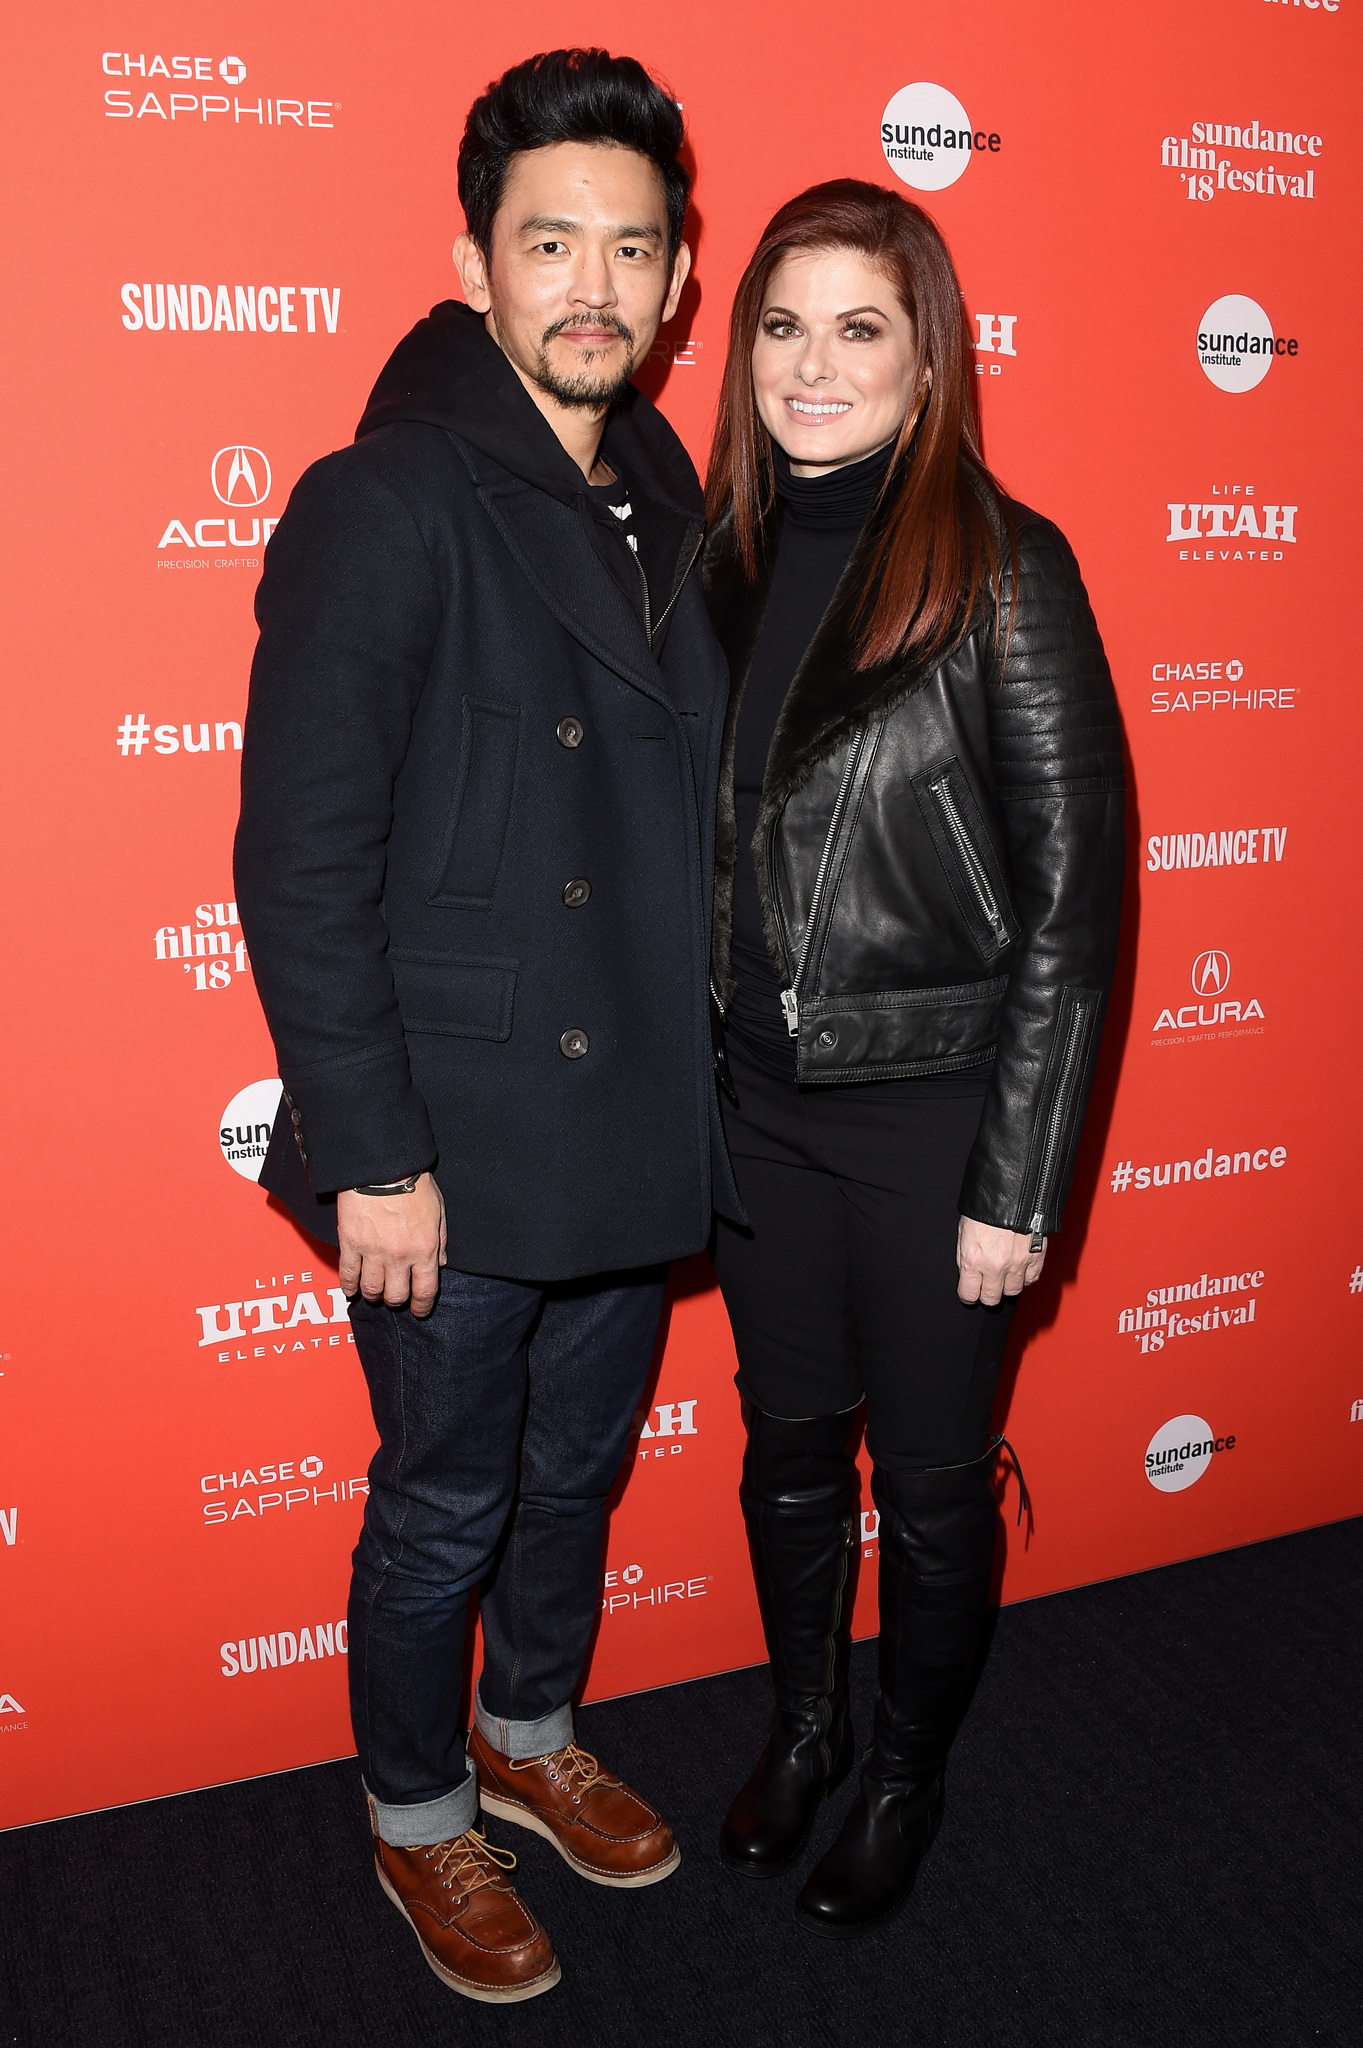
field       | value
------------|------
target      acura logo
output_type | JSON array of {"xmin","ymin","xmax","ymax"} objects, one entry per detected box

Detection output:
[
  {"xmin": 1191, "ymin": 950, "xmax": 1231, "ymax": 996},
  {"xmin": 211, "ymin": 446, "xmax": 271, "ymax": 508}
]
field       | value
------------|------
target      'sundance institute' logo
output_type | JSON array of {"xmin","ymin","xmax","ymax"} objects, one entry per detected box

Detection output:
[
  {"xmin": 220, "ymin": 1080, "xmax": 282, "ymax": 1179},
  {"xmin": 1197, "ymin": 295, "xmax": 1298, "ymax": 392},
  {"xmin": 881, "ymin": 82, "xmax": 1000, "ymax": 190},
  {"xmin": 1145, "ymin": 1415, "xmax": 1236, "ymax": 1492}
]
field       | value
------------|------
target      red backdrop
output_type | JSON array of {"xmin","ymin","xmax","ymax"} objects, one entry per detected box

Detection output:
[{"xmin": 3, "ymin": 0, "xmax": 1360, "ymax": 1830}]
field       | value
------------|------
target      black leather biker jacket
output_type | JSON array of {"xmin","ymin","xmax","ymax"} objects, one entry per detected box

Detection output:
[{"xmin": 705, "ymin": 486, "xmax": 1125, "ymax": 1236}]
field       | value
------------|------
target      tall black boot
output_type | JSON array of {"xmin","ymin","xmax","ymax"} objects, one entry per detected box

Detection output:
[
  {"xmin": 720, "ymin": 1404, "xmax": 860, "ymax": 1878},
  {"xmin": 794, "ymin": 1442, "xmax": 1001, "ymax": 1936}
]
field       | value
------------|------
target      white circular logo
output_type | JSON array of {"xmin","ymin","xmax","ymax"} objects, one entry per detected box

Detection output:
[
  {"xmin": 881, "ymin": 82, "xmax": 976, "ymax": 191},
  {"xmin": 621, "ymin": 1564, "xmax": 644, "ymax": 1586},
  {"xmin": 212, "ymin": 446, "xmax": 271, "ymax": 507},
  {"xmin": 1197, "ymin": 294, "xmax": 1275, "ymax": 393},
  {"xmin": 1145, "ymin": 1414, "xmax": 1215, "ymax": 1492},
  {"xmin": 219, "ymin": 1079, "xmax": 282, "ymax": 1181},
  {"xmin": 219, "ymin": 56, "xmax": 247, "ymax": 86},
  {"xmin": 1191, "ymin": 950, "xmax": 1231, "ymax": 996},
  {"xmin": 1226, "ymin": 659, "xmax": 1244, "ymax": 681},
  {"xmin": 299, "ymin": 1456, "xmax": 324, "ymax": 1479}
]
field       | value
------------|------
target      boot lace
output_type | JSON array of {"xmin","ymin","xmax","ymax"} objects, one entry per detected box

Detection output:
[
  {"xmin": 993, "ymin": 1433, "xmax": 1032, "ymax": 1530},
  {"xmin": 424, "ymin": 1824, "xmax": 517, "ymax": 1896},
  {"xmin": 509, "ymin": 1741, "xmax": 611, "ymax": 1807}
]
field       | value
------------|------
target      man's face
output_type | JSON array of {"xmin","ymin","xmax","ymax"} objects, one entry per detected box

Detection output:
[{"xmin": 455, "ymin": 141, "xmax": 690, "ymax": 411}]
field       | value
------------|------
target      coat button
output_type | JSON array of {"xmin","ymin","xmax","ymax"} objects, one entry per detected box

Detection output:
[
  {"xmin": 562, "ymin": 877, "xmax": 591, "ymax": 908},
  {"xmin": 556, "ymin": 716, "xmax": 584, "ymax": 749},
  {"xmin": 559, "ymin": 1028, "xmax": 590, "ymax": 1059},
  {"xmin": 817, "ymin": 1027, "xmax": 838, "ymax": 1049}
]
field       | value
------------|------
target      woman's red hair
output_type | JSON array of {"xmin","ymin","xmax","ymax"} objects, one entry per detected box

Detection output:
[{"xmin": 706, "ymin": 179, "xmax": 1008, "ymax": 671}]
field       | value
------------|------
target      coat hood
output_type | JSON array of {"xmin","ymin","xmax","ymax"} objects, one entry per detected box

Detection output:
[{"xmin": 355, "ymin": 299, "xmax": 702, "ymax": 519}]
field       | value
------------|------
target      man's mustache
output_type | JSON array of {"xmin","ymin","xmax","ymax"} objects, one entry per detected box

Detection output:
[{"xmin": 542, "ymin": 313, "xmax": 635, "ymax": 349}]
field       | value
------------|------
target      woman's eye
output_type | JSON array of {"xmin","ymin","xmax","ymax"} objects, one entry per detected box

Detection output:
[
  {"xmin": 763, "ymin": 319, "xmax": 800, "ymax": 339},
  {"xmin": 844, "ymin": 321, "xmax": 879, "ymax": 341}
]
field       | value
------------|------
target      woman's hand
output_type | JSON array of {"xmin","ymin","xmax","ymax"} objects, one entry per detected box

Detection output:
[{"xmin": 956, "ymin": 1217, "xmax": 1046, "ymax": 1306}]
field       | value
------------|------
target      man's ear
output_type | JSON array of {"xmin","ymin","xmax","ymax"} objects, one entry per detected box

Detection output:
[
  {"xmin": 660, "ymin": 240, "xmax": 692, "ymax": 325},
  {"xmin": 453, "ymin": 231, "xmax": 492, "ymax": 313}
]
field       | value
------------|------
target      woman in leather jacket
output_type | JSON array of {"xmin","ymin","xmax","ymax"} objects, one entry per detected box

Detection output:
[{"xmin": 704, "ymin": 182, "xmax": 1124, "ymax": 1937}]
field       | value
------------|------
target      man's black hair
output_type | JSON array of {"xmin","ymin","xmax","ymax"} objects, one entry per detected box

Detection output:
[{"xmin": 458, "ymin": 49, "xmax": 689, "ymax": 264}]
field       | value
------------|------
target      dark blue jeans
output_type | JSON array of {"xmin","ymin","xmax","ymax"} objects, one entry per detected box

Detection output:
[{"xmin": 347, "ymin": 1264, "xmax": 664, "ymax": 1848}]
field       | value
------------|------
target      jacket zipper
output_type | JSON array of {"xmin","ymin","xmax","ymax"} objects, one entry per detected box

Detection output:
[
  {"xmin": 929, "ymin": 773, "xmax": 1009, "ymax": 947},
  {"xmin": 652, "ymin": 529, "xmax": 704, "ymax": 642},
  {"xmin": 1028, "ymin": 995, "xmax": 1089, "ymax": 1234},
  {"xmin": 778, "ymin": 731, "xmax": 864, "ymax": 1036},
  {"xmin": 632, "ymin": 526, "xmax": 704, "ymax": 649},
  {"xmin": 628, "ymin": 546, "xmax": 653, "ymax": 643}
]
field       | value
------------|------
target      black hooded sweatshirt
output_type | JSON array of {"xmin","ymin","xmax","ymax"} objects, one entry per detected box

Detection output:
[{"xmin": 234, "ymin": 301, "xmax": 740, "ymax": 1279}]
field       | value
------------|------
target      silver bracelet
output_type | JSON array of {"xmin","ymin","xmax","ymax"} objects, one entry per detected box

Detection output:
[{"xmin": 350, "ymin": 1173, "xmax": 422, "ymax": 1196}]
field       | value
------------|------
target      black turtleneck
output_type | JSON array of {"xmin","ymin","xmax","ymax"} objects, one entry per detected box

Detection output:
[
  {"xmin": 726, "ymin": 441, "xmax": 990, "ymax": 1094},
  {"xmin": 727, "ymin": 442, "xmax": 893, "ymax": 1074}
]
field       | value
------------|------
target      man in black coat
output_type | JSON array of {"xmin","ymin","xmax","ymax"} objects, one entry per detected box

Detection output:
[{"xmin": 234, "ymin": 52, "xmax": 735, "ymax": 2003}]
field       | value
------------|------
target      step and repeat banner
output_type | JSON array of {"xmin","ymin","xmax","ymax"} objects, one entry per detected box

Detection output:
[{"xmin": 3, "ymin": 0, "xmax": 1360, "ymax": 1829}]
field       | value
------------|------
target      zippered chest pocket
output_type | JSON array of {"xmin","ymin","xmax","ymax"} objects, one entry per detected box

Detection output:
[{"xmin": 913, "ymin": 757, "xmax": 1020, "ymax": 961}]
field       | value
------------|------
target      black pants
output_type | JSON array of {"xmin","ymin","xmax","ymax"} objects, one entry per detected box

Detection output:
[{"xmin": 713, "ymin": 1041, "xmax": 1015, "ymax": 1465}]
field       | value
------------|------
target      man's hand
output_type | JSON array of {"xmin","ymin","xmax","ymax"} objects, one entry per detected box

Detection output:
[
  {"xmin": 956, "ymin": 1216, "xmax": 1047, "ymax": 1306},
  {"xmin": 337, "ymin": 1173, "xmax": 447, "ymax": 1316}
]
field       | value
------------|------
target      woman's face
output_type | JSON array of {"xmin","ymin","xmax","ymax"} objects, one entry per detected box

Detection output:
[{"xmin": 751, "ymin": 248, "xmax": 922, "ymax": 476}]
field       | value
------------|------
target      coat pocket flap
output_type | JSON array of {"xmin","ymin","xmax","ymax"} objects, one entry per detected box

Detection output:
[{"xmin": 389, "ymin": 950, "xmax": 519, "ymax": 1041}]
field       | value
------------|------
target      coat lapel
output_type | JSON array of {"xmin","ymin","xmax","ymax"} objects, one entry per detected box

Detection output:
[{"xmin": 473, "ymin": 474, "xmax": 676, "ymax": 704}]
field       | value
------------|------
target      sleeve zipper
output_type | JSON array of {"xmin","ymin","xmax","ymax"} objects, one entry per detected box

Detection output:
[
  {"xmin": 1028, "ymin": 993, "xmax": 1090, "ymax": 1234},
  {"xmin": 778, "ymin": 730, "xmax": 865, "ymax": 1036},
  {"xmin": 929, "ymin": 773, "xmax": 1009, "ymax": 947}
]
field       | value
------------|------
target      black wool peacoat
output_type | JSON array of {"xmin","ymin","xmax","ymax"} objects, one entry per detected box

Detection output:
[{"xmin": 234, "ymin": 301, "xmax": 738, "ymax": 1281}]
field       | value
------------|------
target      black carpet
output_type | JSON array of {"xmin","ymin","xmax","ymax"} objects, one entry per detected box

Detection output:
[{"xmin": 3, "ymin": 1519, "xmax": 1361, "ymax": 2048}]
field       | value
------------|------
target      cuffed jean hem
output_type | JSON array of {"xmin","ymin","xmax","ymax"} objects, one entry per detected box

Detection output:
[
  {"xmin": 367, "ymin": 1766, "xmax": 478, "ymax": 1849},
  {"xmin": 474, "ymin": 1679, "xmax": 574, "ymax": 1761}
]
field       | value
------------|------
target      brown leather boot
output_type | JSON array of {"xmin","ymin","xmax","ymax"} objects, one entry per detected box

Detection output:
[
  {"xmin": 370, "ymin": 1801, "xmax": 560, "ymax": 2002},
  {"xmin": 468, "ymin": 1726, "xmax": 680, "ymax": 1888}
]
